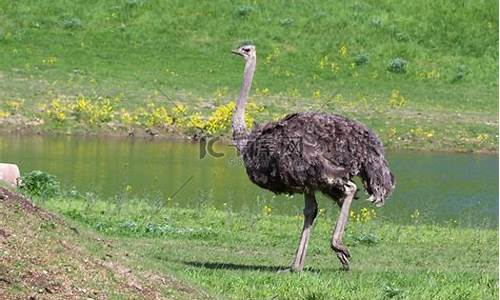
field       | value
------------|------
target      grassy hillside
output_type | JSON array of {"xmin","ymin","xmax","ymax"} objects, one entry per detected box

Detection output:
[
  {"xmin": 0, "ymin": 0, "xmax": 497, "ymax": 100},
  {"xmin": 0, "ymin": 187, "xmax": 210, "ymax": 299},
  {"xmin": 0, "ymin": 0, "xmax": 498, "ymax": 151}
]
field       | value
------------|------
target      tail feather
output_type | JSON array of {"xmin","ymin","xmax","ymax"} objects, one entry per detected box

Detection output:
[{"xmin": 361, "ymin": 154, "xmax": 395, "ymax": 207}]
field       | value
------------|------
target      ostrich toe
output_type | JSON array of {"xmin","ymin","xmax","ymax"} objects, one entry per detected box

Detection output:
[
  {"xmin": 336, "ymin": 252, "xmax": 350, "ymax": 270},
  {"xmin": 331, "ymin": 242, "xmax": 351, "ymax": 270}
]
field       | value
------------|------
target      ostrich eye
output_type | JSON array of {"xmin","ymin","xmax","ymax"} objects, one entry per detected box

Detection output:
[{"xmin": 242, "ymin": 48, "xmax": 250, "ymax": 52}]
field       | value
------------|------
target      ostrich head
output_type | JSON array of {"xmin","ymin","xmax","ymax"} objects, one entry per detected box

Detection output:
[{"xmin": 231, "ymin": 44, "xmax": 256, "ymax": 61}]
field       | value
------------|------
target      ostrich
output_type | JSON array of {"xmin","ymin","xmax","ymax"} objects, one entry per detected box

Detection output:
[{"xmin": 231, "ymin": 44, "xmax": 395, "ymax": 271}]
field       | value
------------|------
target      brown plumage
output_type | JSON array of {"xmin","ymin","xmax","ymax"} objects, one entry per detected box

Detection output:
[{"xmin": 231, "ymin": 44, "xmax": 395, "ymax": 271}]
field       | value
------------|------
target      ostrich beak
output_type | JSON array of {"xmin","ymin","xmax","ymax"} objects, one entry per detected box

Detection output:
[{"xmin": 231, "ymin": 49, "xmax": 242, "ymax": 56}]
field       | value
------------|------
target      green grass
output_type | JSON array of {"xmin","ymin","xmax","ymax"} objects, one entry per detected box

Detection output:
[
  {"xmin": 0, "ymin": 1, "xmax": 498, "ymax": 151},
  {"xmin": 39, "ymin": 195, "xmax": 499, "ymax": 300},
  {"xmin": 0, "ymin": 0, "xmax": 497, "ymax": 102}
]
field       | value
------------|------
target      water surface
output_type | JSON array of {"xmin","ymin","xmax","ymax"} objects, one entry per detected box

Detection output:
[{"xmin": 0, "ymin": 135, "xmax": 497, "ymax": 226}]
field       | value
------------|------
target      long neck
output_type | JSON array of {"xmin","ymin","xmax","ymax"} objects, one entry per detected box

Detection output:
[{"xmin": 232, "ymin": 57, "xmax": 256, "ymax": 151}]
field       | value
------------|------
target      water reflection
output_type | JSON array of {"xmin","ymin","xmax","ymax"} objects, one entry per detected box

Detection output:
[{"xmin": 0, "ymin": 134, "xmax": 498, "ymax": 226}]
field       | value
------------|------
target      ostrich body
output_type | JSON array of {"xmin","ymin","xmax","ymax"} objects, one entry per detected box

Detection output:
[{"xmin": 231, "ymin": 45, "xmax": 395, "ymax": 271}]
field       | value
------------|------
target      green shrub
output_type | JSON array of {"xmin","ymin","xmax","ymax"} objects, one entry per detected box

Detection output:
[
  {"xmin": 60, "ymin": 16, "xmax": 82, "ymax": 30},
  {"xmin": 395, "ymin": 32, "xmax": 410, "ymax": 42},
  {"xmin": 388, "ymin": 57, "xmax": 408, "ymax": 73},
  {"xmin": 354, "ymin": 53, "xmax": 369, "ymax": 66},
  {"xmin": 236, "ymin": 5, "xmax": 253, "ymax": 17},
  {"xmin": 19, "ymin": 170, "xmax": 61, "ymax": 199},
  {"xmin": 452, "ymin": 64, "xmax": 469, "ymax": 82},
  {"xmin": 279, "ymin": 18, "xmax": 294, "ymax": 27}
]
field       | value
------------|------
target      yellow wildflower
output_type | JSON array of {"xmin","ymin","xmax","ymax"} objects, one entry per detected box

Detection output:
[
  {"xmin": 313, "ymin": 90, "xmax": 321, "ymax": 99},
  {"xmin": 388, "ymin": 90, "xmax": 407, "ymax": 108},
  {"xmin": 262, "ymin": 205, "xmax": 272, "ymax": 216},
  {"xmin": 338, "ymin": 45, "xmax": 348, "ymax": 57}
]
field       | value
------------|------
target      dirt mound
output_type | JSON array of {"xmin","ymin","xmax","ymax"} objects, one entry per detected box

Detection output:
[
  {"xmin": 0, "ymin": 187, "xmax": 62, "ymax": 222},
  {"xmin": 0, "ymin": 187, "xmax": 206, "ymax": 299}
]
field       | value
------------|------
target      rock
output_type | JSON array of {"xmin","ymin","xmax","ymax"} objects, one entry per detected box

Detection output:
[{"xmin": 0, "ymin": 163, "xmax": 20, "ymax": 187}]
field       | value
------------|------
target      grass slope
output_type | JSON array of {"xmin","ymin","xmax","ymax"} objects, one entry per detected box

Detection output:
[
  {"xmin": 40, "ymin": 195, "xmax": 499, "ymax": 300},
  {"xmin": 0, "ymin": 1, "xmax": 497, "ymax": 102},
  {"xmin": 0, "ymin": 187, "xmax": 210, "ymax": 299},
  {"xmin": 0, "ymin": 1, "xmax": 498, "ymax": 151}
]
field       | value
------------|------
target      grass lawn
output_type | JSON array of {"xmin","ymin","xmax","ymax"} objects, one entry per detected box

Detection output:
[{"xmin": 34, "ymin": 195, "xmax": 498, "ymax": 300}]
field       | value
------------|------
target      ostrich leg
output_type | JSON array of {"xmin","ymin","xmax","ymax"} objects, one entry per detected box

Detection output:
[
  {"xmin": 331, "ymin": 181, "xmax": 357, "ymax": 270},
  {"xmin": 290, "ymin": 191, "xmax": 318, "ymax": 272}
]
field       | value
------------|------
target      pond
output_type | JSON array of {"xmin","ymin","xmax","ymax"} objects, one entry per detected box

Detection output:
[{"xmin": 0, "ymin": 134, "xmax": 498, "ymax": 226}]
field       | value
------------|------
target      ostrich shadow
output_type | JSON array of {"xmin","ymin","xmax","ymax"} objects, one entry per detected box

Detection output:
[{"xmin": 182, "ymin": 261, "xmax": 321, "ymax": 273}]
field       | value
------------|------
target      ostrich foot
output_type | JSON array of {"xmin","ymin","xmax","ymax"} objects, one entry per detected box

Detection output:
[
  {"xmin": 290, "ymin": 263, "xmax": 304, "ymax": 272},
  {"xmin": 332, "ymin": 241, "xmax": 351, "ymax": 271},
  {"xmin": 277, "ymin": 268, "xmax": 292, "ymax": 274},
  {"xmin": 336, "ymin": 252, "xmax": 350, "ymax": 271},
  {"xmin": 288, "ymin": 257, "xmax": 305, "ymax": 273},
  {"xmin": 277, "ymin": 267, "xmax": 301, "ymax": 274},
  {"xmin": 278, "ymin": 263, "xmax": 306, "ymax": 273}
]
